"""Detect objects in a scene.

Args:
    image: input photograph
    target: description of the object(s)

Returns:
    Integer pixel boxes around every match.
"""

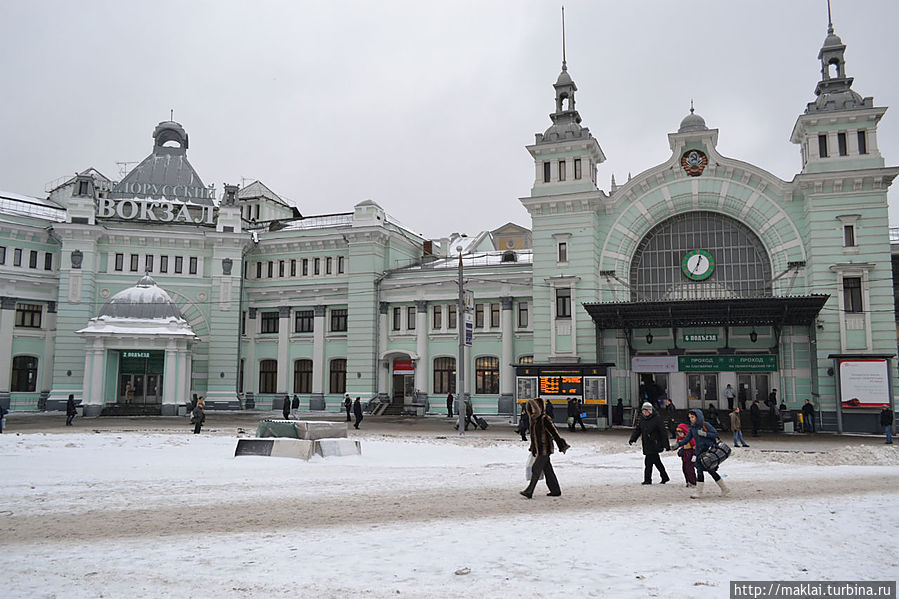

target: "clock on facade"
[681,249,715,281]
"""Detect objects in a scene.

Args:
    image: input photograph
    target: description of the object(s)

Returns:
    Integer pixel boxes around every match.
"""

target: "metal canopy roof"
[582,295,830,329]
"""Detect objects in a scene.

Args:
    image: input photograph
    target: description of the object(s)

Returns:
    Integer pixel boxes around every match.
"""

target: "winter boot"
[716,479,730,496]
[690,482,704,499]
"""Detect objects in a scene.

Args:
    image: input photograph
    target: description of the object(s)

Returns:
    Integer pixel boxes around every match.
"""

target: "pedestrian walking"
[629,402,671,485]
[664,398,677,438]
[191,396,205,434]
[730,407,749,447]
[520,397,570,499]
[614,398,624,426]
[291,394,300,419]
[675,423,697,488]
[767,389,778,431]
[515,404,529,441]
[673,408,729,498]
[881,404,894,444]
[0,404,8,433]
[724,384,736,410]
[66,394,78,426]
[566,397,578,432]
[282,395,291,420]
[802,399,816,433]
[464,397,474,431]
[750,399,762,437]
[446,392,454,418]
[344,394,352,421]
[353,396,363,429]
[544,399,555,421]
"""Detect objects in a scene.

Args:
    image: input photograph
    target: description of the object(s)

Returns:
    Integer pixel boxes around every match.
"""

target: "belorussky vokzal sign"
[97,197,215,224]
[97,180,216,202]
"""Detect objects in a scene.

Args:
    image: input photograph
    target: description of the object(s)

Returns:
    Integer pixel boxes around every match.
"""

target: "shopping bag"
[567,417,574,426]
[579,412,587,419]
[699,441,732,471]
[525,454,544,481]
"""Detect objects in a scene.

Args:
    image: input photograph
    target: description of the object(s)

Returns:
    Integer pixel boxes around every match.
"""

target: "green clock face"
[681,249,715,281]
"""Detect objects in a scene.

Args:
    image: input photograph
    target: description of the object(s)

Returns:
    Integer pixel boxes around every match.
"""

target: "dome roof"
[822,32,843,48]
[678,109,708,133]
[555,68,573,86]
[98,276,183,320]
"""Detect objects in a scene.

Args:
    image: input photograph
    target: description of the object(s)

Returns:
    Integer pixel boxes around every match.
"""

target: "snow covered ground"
[2,426,897,598]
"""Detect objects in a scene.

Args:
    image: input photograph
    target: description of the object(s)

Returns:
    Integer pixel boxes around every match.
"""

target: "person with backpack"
[673,408,729,498]
[628,402,671,485]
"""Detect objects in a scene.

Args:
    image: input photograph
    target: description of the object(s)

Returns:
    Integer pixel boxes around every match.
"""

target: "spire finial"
[561,5,567,70]
[827,0,834,34]
[690,99,694,114]
[170,108,173,121]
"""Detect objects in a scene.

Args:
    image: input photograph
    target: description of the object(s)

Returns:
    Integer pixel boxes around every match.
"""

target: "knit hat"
[676,423,689,436]
[641,402,653,412]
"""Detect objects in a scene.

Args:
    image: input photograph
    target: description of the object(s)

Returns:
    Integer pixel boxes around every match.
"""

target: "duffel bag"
[699,441,732,471]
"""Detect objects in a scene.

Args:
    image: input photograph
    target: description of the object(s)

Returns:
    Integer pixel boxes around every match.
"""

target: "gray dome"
[678,110,708,133]
[98,276,183,320]
[822,32,843,48]
[556,69,573,86]
[543,120,585,141]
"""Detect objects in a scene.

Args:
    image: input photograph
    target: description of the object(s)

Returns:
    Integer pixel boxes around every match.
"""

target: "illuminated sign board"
[539,375,583,396]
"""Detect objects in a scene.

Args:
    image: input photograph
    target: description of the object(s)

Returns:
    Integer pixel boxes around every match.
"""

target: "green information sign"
[683,333,718,342]
[119,350,165,374]
[122,351,151,359]
[678,354,776,372]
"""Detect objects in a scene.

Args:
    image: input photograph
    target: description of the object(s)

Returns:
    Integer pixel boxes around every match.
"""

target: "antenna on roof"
[827,0,833,33]
[116,161,139,178]
[561,5,567,69]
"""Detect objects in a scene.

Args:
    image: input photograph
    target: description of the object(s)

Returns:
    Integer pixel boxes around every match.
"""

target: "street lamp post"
[457,247,466,436]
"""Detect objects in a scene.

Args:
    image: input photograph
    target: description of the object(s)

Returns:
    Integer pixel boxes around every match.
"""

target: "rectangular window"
[241,311,247,335]
[558,241,568,262]
[258,359,277,394]
[433,357,456,395]
[78,180,90,196]
[253,204,260,221]
[267,261,273,278]
[330,359,347,394]
[393,307,401,331]
[290,259,296,277]
[279,260,285,278]
[558,160,566,181]
[326,257,332,274]
[129,254,138,272]
[13,248,21,267]
[858,130,868,155]
[432,305,442,330]
[556,288,571,318]
[44,252,53,271]
[330,308,348,332]
[475,356,499,394]
[145,255,153,273]
[490,303,500,328]
[114,253,123,271]
[518,302,529,328]
[844,225,856,247]
[818,134,828,158]
[574,158,582,180]
[475,303,484,329]
[175,256,183,274]
[843,277,863,313]
[0,246,5,265]
[448,304,457,330]
[15,303,42,328]
[302,259,309,276]
[260,311,279,334]
[189,257,198,275]
[294,310,314,333]
[314,257,320,275]
[407,306,416,330]
[294,359,313,394]
[338,256,345,274]
[28,250,38,269]
[160,256,168,273]
[838,132,847,156]
[238,359,245,394]
[11,356,38,392]
[256,262,262,278]
[543,161,551,183]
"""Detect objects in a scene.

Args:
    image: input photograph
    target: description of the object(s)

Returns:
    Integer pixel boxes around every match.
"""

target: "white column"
[84,344,105,417]
[549,283,557,357]
[177,347,190,409]
[41,302,57,393]
[500,297,514,411]
[276,306,290,394]
[570,283,578,355]
[311,305,326,409]
[163,343,178,409]
[415,300,428,401]
[0,297,17,393]
[378,303,388,398]
[245,308,256,393]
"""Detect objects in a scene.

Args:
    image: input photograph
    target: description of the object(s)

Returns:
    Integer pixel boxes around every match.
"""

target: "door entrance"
[687,373,719,407]
[391,374,413,405]
[119,351,164,405]
[638,373,669,407]
[737,373,769,411]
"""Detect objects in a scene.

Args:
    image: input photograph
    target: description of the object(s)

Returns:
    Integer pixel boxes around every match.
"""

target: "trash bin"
[784,421,794,433]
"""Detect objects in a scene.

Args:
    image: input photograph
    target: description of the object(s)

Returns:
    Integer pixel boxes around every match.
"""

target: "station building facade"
[0,21,896,432]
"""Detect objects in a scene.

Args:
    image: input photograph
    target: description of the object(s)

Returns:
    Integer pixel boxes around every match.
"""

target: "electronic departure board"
[539,375,583,396]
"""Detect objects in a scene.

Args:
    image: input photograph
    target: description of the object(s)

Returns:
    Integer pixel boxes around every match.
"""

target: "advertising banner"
[838,359,889,408]
[393,359,414,375]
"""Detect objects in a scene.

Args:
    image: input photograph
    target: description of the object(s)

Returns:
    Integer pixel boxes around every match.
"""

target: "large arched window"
[475,356,499,394]
[433,357,456,394]
[293,359,312,394]
[259,360,277,394]
[330,359,346,394]
[630,211,772,301]
[11,356,38,392]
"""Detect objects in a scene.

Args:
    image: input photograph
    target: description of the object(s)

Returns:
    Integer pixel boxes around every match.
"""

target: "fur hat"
[641,402,653,412]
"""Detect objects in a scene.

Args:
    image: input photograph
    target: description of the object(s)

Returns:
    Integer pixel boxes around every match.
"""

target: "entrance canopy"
[583,295,830,329]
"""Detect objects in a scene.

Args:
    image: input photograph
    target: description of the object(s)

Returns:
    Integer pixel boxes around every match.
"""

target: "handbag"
[699,440,732,471]
[579,412,587,419]
[525,454,545,481]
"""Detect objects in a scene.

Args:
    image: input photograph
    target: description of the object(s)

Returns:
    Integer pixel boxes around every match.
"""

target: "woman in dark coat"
[515,404,529,441]
[191,397,205,434]
[65,394,78,426]
[353,396,364,429]
[282,395,291,420]
[520,397,569,499]
[629,402,670,484]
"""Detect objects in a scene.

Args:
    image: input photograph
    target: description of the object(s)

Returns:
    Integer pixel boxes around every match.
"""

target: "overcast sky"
[2,0,898,239]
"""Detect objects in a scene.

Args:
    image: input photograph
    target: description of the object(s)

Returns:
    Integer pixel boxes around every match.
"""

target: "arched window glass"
[330,359,347,394]
[630,211,772,301]
[475,356,499,394]
[293,359,312,394]
[11,356,37,392]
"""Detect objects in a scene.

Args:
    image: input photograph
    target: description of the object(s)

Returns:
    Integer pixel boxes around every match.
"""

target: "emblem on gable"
[681,150,708,177]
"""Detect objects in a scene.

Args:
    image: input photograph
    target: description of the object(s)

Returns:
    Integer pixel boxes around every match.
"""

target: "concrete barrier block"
[314,438,362,457]
[234,438,315,460]
[294,421,347,440]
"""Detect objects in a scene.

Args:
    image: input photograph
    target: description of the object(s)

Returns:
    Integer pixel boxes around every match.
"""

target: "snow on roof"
[0,190,66,222]
[401,249,533,272]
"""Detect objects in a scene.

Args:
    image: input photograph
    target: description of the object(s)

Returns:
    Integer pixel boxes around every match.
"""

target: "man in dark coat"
[629,402,670,484]
[566,397,578,431]
[664,398,677,438]
[446,392,454,418]
[614,398,624,426]
[66,394,78,426]
[767,389,778,431]
[344,394,352,421]
[881,404,894,444]
[544,399,555,421]
[750,399,762,437]
[282,395,291,420]
[291,394,300,419]
[520,397,570,499]
[353,396,364,429]
[802,399,816,433]
[516,404,529,441]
